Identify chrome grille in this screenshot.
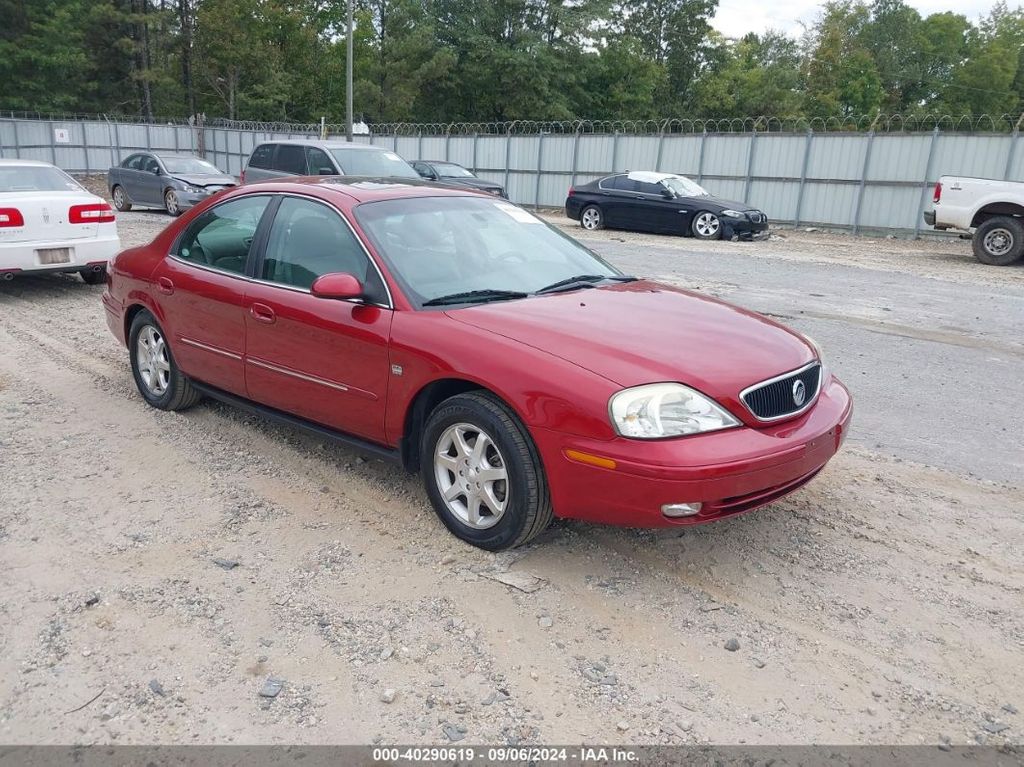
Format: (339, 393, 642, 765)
(741, 362, 821, 421)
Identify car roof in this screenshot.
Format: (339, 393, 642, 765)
(254, 139, 394, 152)
(240, 175, 483, 203)
(149, 152, 206, 159)
(420, 160, 464, 166)
(623, 170, 682, 184)
(0, 159, 55, 168)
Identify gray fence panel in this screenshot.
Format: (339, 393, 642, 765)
(577, 135, 614, 174)
(658, 135, 703, 175)
(703, 135, 750, 177)
(3, 115, 1022, 233)
(751, 134, 804, 178)
(860, 184, 921, 230)
(750, 180, 800, 222)
(542, 135, 575, 173)
(868, 135, 931, 182)
(932, 134, 1008, 179)
(447, 136, 474, 167)
(807, 135, 866, 180)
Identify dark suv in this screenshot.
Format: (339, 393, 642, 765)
(242, 140, 419, 183)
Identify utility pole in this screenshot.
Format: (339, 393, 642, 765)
(346, 0, 353, 142)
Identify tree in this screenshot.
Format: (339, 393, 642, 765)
(803, 1, 883, 117)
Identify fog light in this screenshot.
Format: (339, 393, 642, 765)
(662, 502, 702, 518)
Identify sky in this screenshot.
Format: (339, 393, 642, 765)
(710, 0, 1004, 38)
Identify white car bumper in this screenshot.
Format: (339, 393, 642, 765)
(0, 235, 121, 274)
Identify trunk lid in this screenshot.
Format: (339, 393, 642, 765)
(0, 191, 104, 243)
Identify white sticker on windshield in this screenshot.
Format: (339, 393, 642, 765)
(494, 202, 541, 223)
(384, 152, 402, 161)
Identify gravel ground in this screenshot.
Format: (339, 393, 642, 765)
(0, 198, 1022, 748)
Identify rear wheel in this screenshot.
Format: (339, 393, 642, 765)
(128, 310, 202, 411)
(111, 185, 131, 212)
(691, 211, 722, 240)
(164, 189, 182, 217)
(421, 392, 552, 550)
(973, 216, 1024, 265)
(580, 205, 604, 231)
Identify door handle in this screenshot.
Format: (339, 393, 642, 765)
(157, 276, 174, 295)
(250, 303, 276, 324)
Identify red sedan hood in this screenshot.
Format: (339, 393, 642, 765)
(446, 280, 814, 400)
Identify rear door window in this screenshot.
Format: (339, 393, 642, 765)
(274, 145, 307, 175)
(174, 195, 271, 274)
(307, 147, 336, 175)
(123, 154, 142, 170)
(249, 144, 274, 169)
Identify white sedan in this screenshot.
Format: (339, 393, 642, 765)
(0, 159, 121, 283)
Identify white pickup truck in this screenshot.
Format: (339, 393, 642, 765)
(924, 176, 1024, 265)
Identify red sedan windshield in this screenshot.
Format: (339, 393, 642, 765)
(355, 195, 619, 306)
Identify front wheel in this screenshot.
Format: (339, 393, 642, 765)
(128, 310, 202, 411)
(421, 392, 552, 550)
(580, 205, 604, 231)
(691, 211, 722, 240)
(973, 216, 1024, 266)
(164, 189, 182, 217)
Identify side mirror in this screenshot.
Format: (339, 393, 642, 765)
(660, 188, 674, 199)
(311, 272, 363, 301)
(317, 167, 334, 176)
(153, 167, 162, 175)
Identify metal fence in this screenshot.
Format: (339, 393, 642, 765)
(2, 114, 1022, 235)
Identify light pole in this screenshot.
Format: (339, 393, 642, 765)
(346, 0, 353, 142)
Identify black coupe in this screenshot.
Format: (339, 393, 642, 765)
(412, 160, 506, 198)
(565, 171, 768, 241)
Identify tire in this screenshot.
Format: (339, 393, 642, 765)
(421, 391, 553, 550)
(164, 189, 182, 217)
(972, 216, 1024, 266)
(580, 205, 604, 231)
(111, 185, 131, 212)
(128, 310, 202, 411)
(691, 211, 723, 240)
(80, 268, 106, 285)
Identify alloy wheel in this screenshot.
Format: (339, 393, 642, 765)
(136, 325, 171, 396)
(581, 207, 601, 230)
(165, 191, 179, 216)
(433, 422, 509, 529)
(694, 212, 720, 237)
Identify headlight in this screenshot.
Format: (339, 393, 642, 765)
(721, 209, 745, 218)
(609, 383, 740, 439)
(184, 184, 204, 193)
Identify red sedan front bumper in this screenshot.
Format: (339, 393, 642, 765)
(532, 376, 852, 527)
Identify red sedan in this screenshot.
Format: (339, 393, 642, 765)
(102, 177, 852, 550)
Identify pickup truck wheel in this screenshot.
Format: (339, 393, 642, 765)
(973, 216, 1024, 266)
(111, 185, 131, 212)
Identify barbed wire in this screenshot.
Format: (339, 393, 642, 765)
(3, 109, 1023, 135)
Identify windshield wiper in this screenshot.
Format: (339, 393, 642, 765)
(422, 289, 530, 307)
(534, 274, 638, 295)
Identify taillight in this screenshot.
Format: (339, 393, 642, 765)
(0, 208, 24, 227)
(69, 202, 115, 224)
(933, 182, 942, 204)
(568, 186, 575, 197)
